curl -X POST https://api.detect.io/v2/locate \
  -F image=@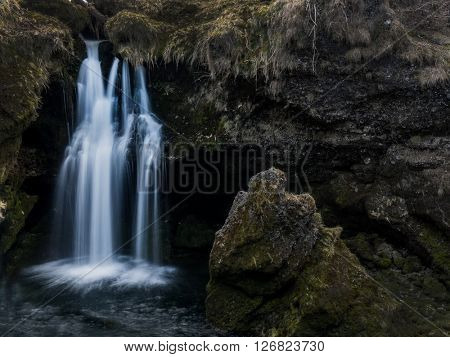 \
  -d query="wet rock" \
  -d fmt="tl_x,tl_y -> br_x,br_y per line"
206,169 -> 415,336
